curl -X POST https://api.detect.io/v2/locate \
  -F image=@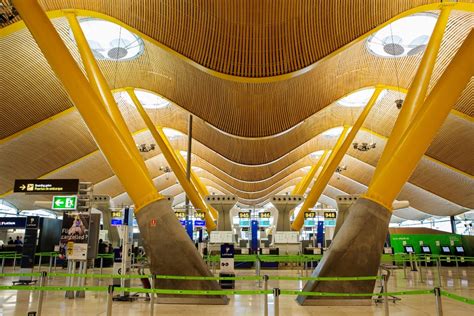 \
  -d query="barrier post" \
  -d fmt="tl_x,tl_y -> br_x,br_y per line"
273,288 -> 280,316
100,257 -> 104,275
106,285 -> 114,316
13,255 -> 17,271
48,255 -> 53,274
263,275 -> 269,316
382,274 -> 389,316
38,254 -> 42,272
434,287 -> 443,316
403,258 -> 407,278
36,271 -> 47,316
256,259 -> 261,287
1,256 -> 4,273
150,275 -> 155,316
437,258 -> 442,287
419,258 -> 424,283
